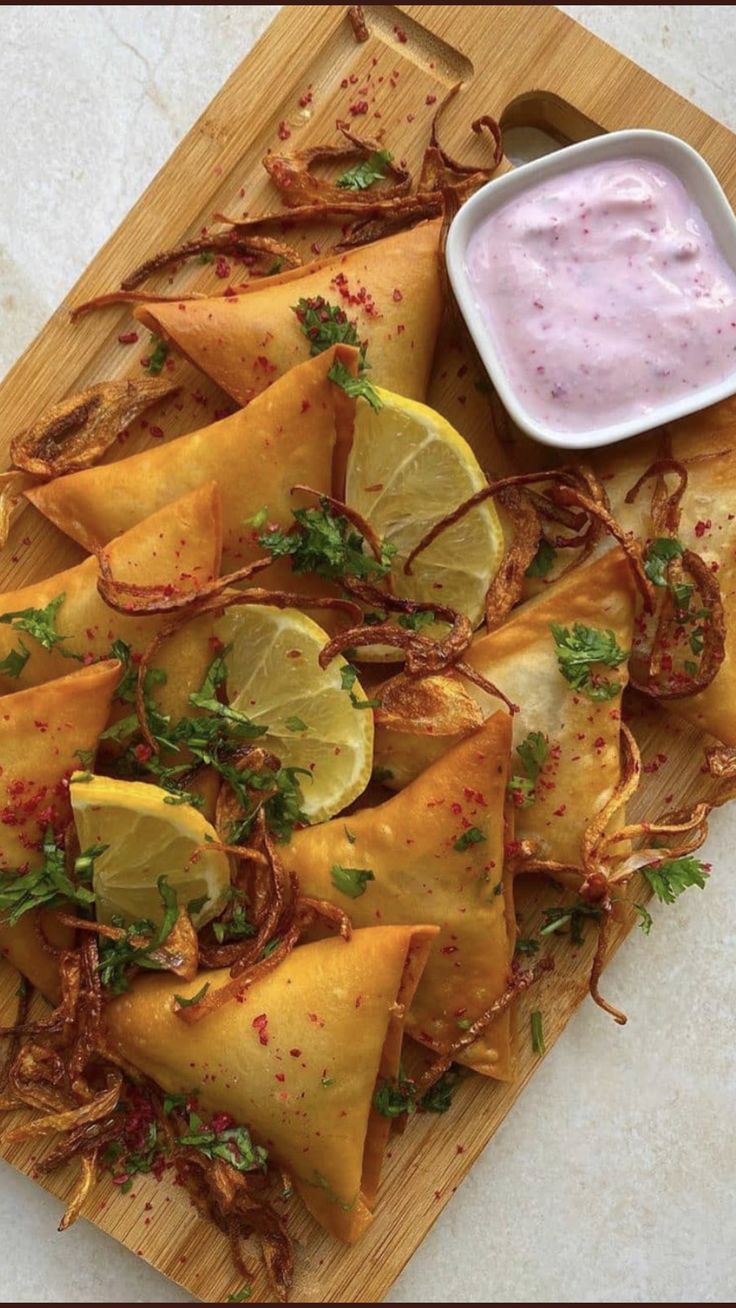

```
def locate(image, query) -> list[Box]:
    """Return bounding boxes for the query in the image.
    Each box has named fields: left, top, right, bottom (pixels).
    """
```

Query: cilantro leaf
left=642, top=855, right=708, bottom=904
left=418, top=1067, right=463, bottom=1114
left=0, top=828, right=107, bottom=925
left=336, top=149, right=393, bottom=191
left=550, top=622, right=628, bottom=700
left=0, top=594, right=79, bottom=660
left=453, top=826, right=486, bottom=853
left=396, top=609, right=436, bottom=632
left=525, top=539, right=557, bottom=578
left=644, top=537, right=684, bottom=588
left=146, top=336, right=169, bottom=375
left=227, top=1291, right=253, bottom=1303
left=174, top=982, right=210, bottom=1009
left=633, top=902, right=653, bottom=934
left=179, top=1114, right=267, bottom=1174
left=540, top=901, right=602, bottom=947
left=517, top=731, right=549, bottom=782
left=330, top=864, right=375, bottom=898
left=260, top=500, right=395, bottom=584
left=97, top=875, right=179, bottom=994
left=507, top=775, right=536, bottom=808
left=0, top=640, right=30, bottom=679
left=285, top=715, right=307, bottom=733
left=292, top=296, right=366, bottom=363
left=328, top=360, right=383, bottom=411
left=514, top=937, right=540, bottom=957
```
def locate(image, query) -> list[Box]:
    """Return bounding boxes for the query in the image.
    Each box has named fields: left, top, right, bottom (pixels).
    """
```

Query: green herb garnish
left=330, top=864, right=375, bottom=898
left=260, top=500, right=395, bottom=584
left=642, top=855, right=708, bottom=904
left=0, top=828, right=107, bottom=925
left=336, top=149, right=393, bottom=191
left=179, top=1113, right=267, bottom=1174
left=525, top=539, right=557, bottom=578
left=530, top=1010, right=545, bottom=1054
left=550, top=622, right=628, bottom=701
left=292, top=296, right=366, bottom=362
left=328, top=360, right=383, bottom=411
left=453, top=826, right=486, bottom=853
left=146, top=336, right=169, bottom=375
left=174, top=982, right=210, bottom=1009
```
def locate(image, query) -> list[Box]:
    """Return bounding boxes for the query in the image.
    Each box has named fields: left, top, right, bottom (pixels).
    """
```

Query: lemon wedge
left=345, top=388, right=504, bottom=626
left=70, top=773, right=231, bottom=929
left=216, top=605, right=373, bottom=824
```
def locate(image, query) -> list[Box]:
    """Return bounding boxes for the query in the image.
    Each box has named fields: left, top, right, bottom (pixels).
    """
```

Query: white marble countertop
left=1, top=5, right=735, bottom=1302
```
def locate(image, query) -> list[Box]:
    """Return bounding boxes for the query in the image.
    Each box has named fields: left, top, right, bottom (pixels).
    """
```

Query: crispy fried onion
left=624, top=458, right=726, bottom=700
left=96, top=550, right=276, bottom=616
left=176, top=793, right=351, bottom=1026
left=174, top=1151, right=293, bottom=1301
left=74, top=86, right=502, bottom=301
left=517, top=723, right=721, bottom=1024
left=413, top=957, right=554, bottom=1099
left=263, top=120, right=412, bottom=209
left=121, top=231, right=302, bottom=292
left=9, top=378, right=178, bottom=478
left=0, top=935, right=125, bottom=1229
left=405, top=466, right=653, bottom=630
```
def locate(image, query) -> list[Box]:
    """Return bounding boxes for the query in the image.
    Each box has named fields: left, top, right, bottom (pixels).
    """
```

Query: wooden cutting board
left=1, top=5, right=733, bottom=1302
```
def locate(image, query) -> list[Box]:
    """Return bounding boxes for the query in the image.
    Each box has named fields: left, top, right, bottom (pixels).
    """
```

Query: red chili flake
left=450, top=801, right=462, bottom=815
left=301, top=399, right=311, bottom=413
left=33, top=720, right=48, bottom=733
left=340, top=78, right=349, bottom=89
left=426, top=93, right=437, bottom=105
left=593, top=736, right=605, bottom=749
left=553, top=803, right=567, bottom=817
left=392, top=288, right=403, bottom=302
left=275, top=1072, right=285, bottom=1083
left=299, top=89, right=313, bottom=108
left=289, top=1048, right=302, bottom=1058
left=211, top=1112, right=234, bottom=1133
left=118, top=330, right=139, bottom=345
left=252, top=1013, right=269, bottom=1046
left=214, top=256, right=231, bottom=278
left=355, top=995, right=362, bottom=1009
left=694, top=519, right=711, bottom=537
left=148, top=425, right=164, bottom=439
left=277, top=121, right=291, bottom=141
left=394, top=25, right=408, bottom=42
left=349, top=101, right=369, bottom=117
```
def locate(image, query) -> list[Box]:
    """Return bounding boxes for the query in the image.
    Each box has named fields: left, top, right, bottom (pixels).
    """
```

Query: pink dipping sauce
left=465, top=157, right=736, bottom=433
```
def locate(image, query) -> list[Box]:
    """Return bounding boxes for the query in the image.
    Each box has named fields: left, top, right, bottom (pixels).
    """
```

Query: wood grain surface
left=0, top=6, right=733, bottom=1301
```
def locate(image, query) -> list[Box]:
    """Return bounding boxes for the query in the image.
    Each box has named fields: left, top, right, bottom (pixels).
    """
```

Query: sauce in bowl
left=464, top=157, right=736, bottom=434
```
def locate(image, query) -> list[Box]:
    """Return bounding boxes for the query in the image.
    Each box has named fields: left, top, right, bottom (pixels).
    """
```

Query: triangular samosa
left=27, top=346, right=357, bottom=575
left=134, top=220, right=442, bottom=405
left=285, top=711, right=516, bottom=1080
left=593, top=399, right=736, bottom=744
left=103, top=925, right=437, bottom=1242
left=0, top=660, right=120, bottom=997
left=0, top=484, right=221, bottom=722
left=374, top=550, right=636, bottom=865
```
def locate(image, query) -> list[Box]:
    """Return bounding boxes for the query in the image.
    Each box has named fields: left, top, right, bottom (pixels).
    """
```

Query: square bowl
left=446, top=128, right=736, bottom=450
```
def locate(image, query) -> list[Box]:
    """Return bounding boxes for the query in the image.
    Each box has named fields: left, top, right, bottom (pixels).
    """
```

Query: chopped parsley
left=514, top=937, right=540, bottom=957
left=396, top=609, right=436, bottom=633
left=179, top=1111, right=267, bottom=1174
left=540, top=901, right=602, bottom=947
left=330, top=864, right=375, bottom=898
left=285, top=715, right=307, bottom=733
left=530, top=1010, right=545, bottom=1054
left=173, top=982, right=210, bottom=1009
left=642, top=855, right=708, bottom=904
left=260, top=499, right=395, bottom=584
left=418, top=1067, right=463, bottom=1114
left=550, top=622, right=628, bottom=701
left=525, top=539, right=557, bottom=579
left=0, top=828, right=107, bottom=925
left=212, top=894, right=254, bottom=944
left=328, top=360, right=383, bottom=411
left=374, top=1066, right=463, bottom=1118
left=371, top=765, right=394, bottom=784
left=508, top=730, right=549, bottom=809
left=97, top=876, right=179, bottom=994
left=453, top=826, right=486, bottom=853
left=227, top=1291, right=253, bottom=1303
left=633, top=902, right=653, bottom=935
left=643, top=537, right=684, bottom=589
left=0, top=594, right=80, bottom=660
left=292, top=296, right=366, bottom=364
left=0, top=640, right=30, bottom=678
left=146, top=336, right=169, bottom=375
left=336, top=149, right=393, bottom=191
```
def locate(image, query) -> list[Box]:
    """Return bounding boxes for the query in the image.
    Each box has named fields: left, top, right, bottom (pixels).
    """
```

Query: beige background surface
left=0, top=6, right=734, bottom=1302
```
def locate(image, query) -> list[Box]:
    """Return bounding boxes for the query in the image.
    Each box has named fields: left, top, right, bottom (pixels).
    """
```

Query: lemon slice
left=345, top=388, right=504, bottom=627
left=70, top=773, right=231, bottom=929
left=216, top=605, right=373, bottom=824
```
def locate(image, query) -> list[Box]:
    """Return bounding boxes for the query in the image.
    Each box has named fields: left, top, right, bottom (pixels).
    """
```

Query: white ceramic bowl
left=446, top=129, right=736, bottom=450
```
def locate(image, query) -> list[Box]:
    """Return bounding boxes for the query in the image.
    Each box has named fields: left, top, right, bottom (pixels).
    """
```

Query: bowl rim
left=446, top=127, right=736, bottom=450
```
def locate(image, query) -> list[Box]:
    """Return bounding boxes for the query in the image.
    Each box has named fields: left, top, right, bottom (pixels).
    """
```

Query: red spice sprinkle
left=275, top=1072, right=285, bottom=1083
left=252, top=1013, right=269, bottom=1046
left=593, top=736, right=605, bottom=749
left=215, top=256, right=231, bottom=278
left=426, top=93, right=437, bottom=105
left=349, top=101, right=369, bottom=117
left=118, top=330, right=139, bottom=345
left=553, top=803, right=567, bottom=817
left=277, top=121, right=291, bottom=140
left=299, top=90, right=313, bottom=108
left=394, top=25, right=408, bottom=42
left=392, top=288, right=403, bottom=302
left=149, top=425, right=164, bottom=439
left=289, top=1048, right=302, bottom=1058
left=134, top=743, right=153, bottom=764
left=694, top=519, right=711, bottom=537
